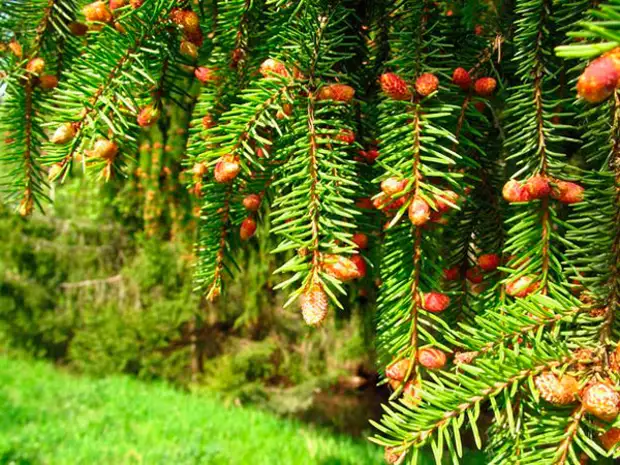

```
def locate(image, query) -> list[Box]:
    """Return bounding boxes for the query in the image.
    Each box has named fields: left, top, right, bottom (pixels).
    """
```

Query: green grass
left=0, top=357, right=382, bottom=465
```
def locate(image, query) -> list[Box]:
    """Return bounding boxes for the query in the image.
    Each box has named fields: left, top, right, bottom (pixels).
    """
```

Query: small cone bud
left=421, top=292, right=450, bottom=313
left=39, top=75, right=59, bottom=90
left=259, top=58, right=289, bottom=78
left=474, top=77, right=497, bottom=96
left=551, top=181, right=584, bottom=204
left=87, top=138, right=118, bottom=161
left=525, top=175, right=551, bottom=199
left=18, top=195, right=33, bottom=217
left=502, top=179, right=532, bottom=203
left=435, top=190, right=459, bottom=212
left=402, top=380, right=422, bottom=408
left=214, top=154, right=240, bottom=183
left=466, top=266, right=484, bottom=284
left=109, top=0, right=127, bottom=10
left=83, top=1, right=113, bottom=22
left=381, top=177, right=407, bottom=196
left=192, top=162, right=208, bottom=179
left=240, top=217, right=257, bottom=241
left=408, top=197, right=430, bottom=226
left=51, top=123, right=76, bottom=144
left=355, top=197, right=374, bottom=210
left=317, top=84, right=355, bottom=102
left=26, top=58, right=45, bottom=75
left=351, top=232, right=368, bottom=249
left=414, top=73, right=439, bottom=97
left=577, top=56, right=620, bottom=104
left=336, top=129, right=355, bottom=144
left=8, top=40, right=22, bottom=58
left=478, top=254, right=500, bottom=272
left=534, top=372, right=579, bottom=405
left=202, top=114, right=215, bottom=129
left=137, top=105, right=160, bottom=127
left=69, top=22, right=88, bottom=36
left=506, top=275, right=538, bottom=297
left=363, top=149, right=379, bottom=163
left=379, top=73, right=412, bottom=100
left=582, top=382, right=620, bottom=422
left=384, top=447, right=406, bottom=465
left=443, top=267, right=460, bottom=281
left=350, top=255, right=367, bottom=278
left=242, top=194, right=261, bottom=212
left=599, top=428, right=620, bottom=451
left=385, top=359, right=410, bottom=382
left=300, top=284, right=328, bottom=326
left=452, top=67, right=472, bottom=90
left=194, top=66, right=217, bottom=84
left=322, top=254, right=362, bottom=282
left=180, top=40, right=198, bottom=59
left=418, top=348, right=447, bottom=370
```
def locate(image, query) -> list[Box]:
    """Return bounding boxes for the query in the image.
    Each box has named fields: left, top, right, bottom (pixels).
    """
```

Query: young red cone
left=414, top=73, right=439, bottom=96
left=351, top=232, right=368, bottom=249
left=418, top=348, right=447, bottom=370
left=259, top=58, right=289, bottom=78
left=240, top=217, right=257, bottom=241
left=443, top=267, right=460, bottom=281
left=600, top=428, right=620, bottom=451
left=242, top=194, right=261, bottom=212
left=385, top=359, right=410, bottom=382
left=506, top=275, right=538, bottom=297
left=435, top=190, right=459, bottom=212
left=336, top=129, right=355, bottom=144
left=322, top=254, right=361, bottom=282
left=26, top=58, right=45, bottom=75
left=551, top=181, right=584, bottom=204
left=478, top=254, right=500, bottom=272
left=194, top=67, right=217, bottom=84
left=466, top=266, right=484, bottom=284
left=39, top=75, right=59, bottom=90
left=137, top=105, right=160, bottom=127
left=577, top=56, right=620, bottom=104
left=214, top=154, right=240, bottom=183
left=381, top=177, right=408, bottom=197
left=502, top=179, right=532, bottom=203
left=525, top=175, right=551, bottom=199
left=421, top=292, right=450, bottom=313
left=317, top=84, right=355, bottom=102
left=350, top=255, right=366, bottom=278
left=408, top=197, right=430, bottom=226
left=474, top=77, right=497, bottom=96
left=452, top=67, right=472, bottom=90
left=379, top=73, right=412, bottom=100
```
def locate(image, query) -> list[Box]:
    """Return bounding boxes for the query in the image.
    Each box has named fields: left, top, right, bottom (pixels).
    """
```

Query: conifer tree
left=2, top=0, right=620, bottom=463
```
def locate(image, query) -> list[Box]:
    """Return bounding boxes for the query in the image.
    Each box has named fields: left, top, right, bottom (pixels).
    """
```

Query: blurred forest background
left=0, top=125, right=383, bottom=437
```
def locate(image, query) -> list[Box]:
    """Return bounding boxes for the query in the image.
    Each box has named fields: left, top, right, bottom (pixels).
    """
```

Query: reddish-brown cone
left=443, top=267, right=460, bottom=281
left=379, top=73, right=412, bottom=100
left=381, top=177, right=408, bottom=197
left=577, top=56, right=620, bottom=104
left=435, top=190, right=459, bottom=212
left=551, top=181, right=584, bottom=204
left=385, top=359, right=410, bottom=382
left=502, top=179, right=532, bottom=203
left=478, top=254, right=500, bottom=272
left=259, top=58, right=289, bottom=78
left=418, top=348, right=447, bottom=370
left=408, top=197, right=430, bottom=226
left=582, top=382, right=620, bottom=422
left=322, top=254, right=362, bottom=282
left=336, top=129, right=355, bottom=144
left=534, top=372, right=579, bottom=405
left=109, top=0, right=127, bottom=10
left=600, top=428, right=620, bottom=451
left=474, top=77, right=497, bottom=96
left=421, top=292, right=450, bottom=313
left=214, top=154, right=240, bottom=183
left=317, top=84, right=355, bottom=102
left=350, top=255, right=367, bottom=278
left=525, top=175, right=551, bottom=199
left=466, top=266, right=484, bottom=284
left=194, top=67, right=217, bottom=84
left=300, top=284, right=329, bottom=326
left=26, top=58, right=45, bottom=75
left=452, top=67, right=472, bottom=90
left=363, top=149, right=379, bottom=163
left=243, top=194, right=261, bottom=212
left=39, top=75, right=59, bottom=90
left=415, top=73, right=439, bottom=97
left=351, top=232, right=369, bottom=249
left=83, top=1, right=113, bottom=22
left=137, top=105, right=160, bottom=128
left=240, top=217, right=257, bottom=241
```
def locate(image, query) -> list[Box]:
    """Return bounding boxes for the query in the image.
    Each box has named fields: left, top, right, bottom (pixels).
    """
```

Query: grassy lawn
left=0, top=357, right=382, bottom=465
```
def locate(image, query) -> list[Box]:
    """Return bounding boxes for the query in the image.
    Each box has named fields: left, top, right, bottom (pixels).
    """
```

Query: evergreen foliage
left=2, top=0, right=620, bottom=463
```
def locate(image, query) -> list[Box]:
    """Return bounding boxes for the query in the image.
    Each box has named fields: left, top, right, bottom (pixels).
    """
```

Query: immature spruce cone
left=300, top=284, right=328, bottom=327
left=582, top=382, right=620, bottom=422
left=534, top=372, right=579, bottom=405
